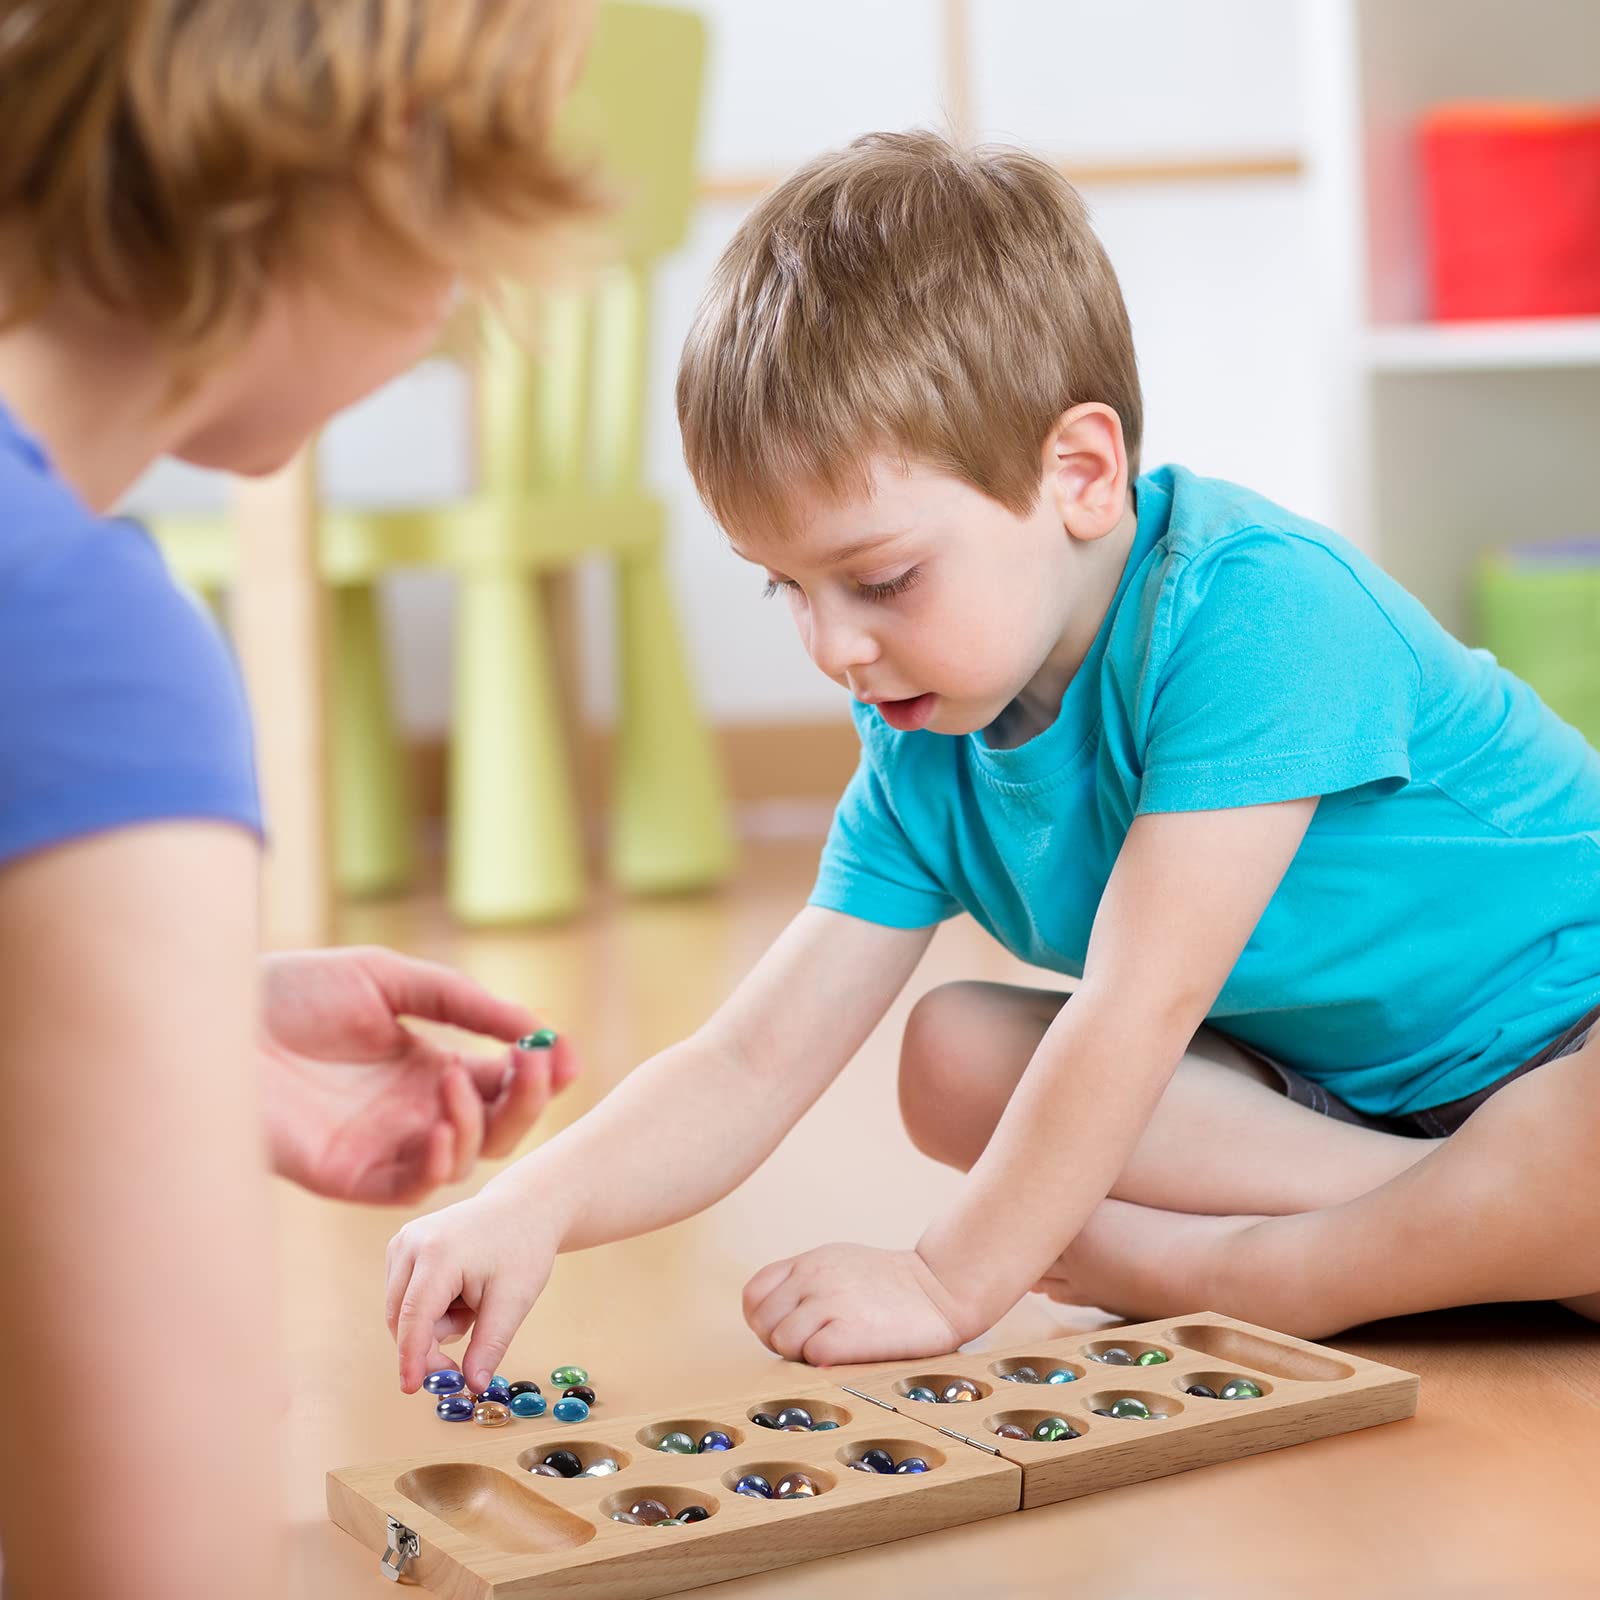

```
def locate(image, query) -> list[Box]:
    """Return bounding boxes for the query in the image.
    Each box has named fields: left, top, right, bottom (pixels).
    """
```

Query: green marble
left=518, top=1028, right=559, bottom=1050
left=1221, top=1379, right=1262, bottom=1400
left=658, top=1431, right=697, bottom=1454
left=550, top=1365, right=588, bottom=1388
left=1136, top=1350, right=1170, bottom=1366
left=905, top=1386, right=938, bottom=1404
left=1109, top=1397, right=1152, bottom=1419
left=1032, top=1417, right=1075, bottom=1441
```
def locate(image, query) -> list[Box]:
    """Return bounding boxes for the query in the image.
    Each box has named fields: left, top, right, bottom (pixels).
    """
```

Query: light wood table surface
left=281, top=839, right=1600, bottom=1600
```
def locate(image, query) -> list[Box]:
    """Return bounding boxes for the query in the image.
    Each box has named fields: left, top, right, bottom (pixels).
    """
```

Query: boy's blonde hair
left=677, top=130, right=1142, bottom=536
left=0, top=0, right=598, bottom=369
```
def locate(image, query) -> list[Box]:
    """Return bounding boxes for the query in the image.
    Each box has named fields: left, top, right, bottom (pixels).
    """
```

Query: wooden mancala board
left=327, top=1312, right=1418, bottom=1596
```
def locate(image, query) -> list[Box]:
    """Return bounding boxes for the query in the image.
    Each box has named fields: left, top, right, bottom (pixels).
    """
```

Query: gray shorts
left=1243, top=1001, right=1600, bottom=1138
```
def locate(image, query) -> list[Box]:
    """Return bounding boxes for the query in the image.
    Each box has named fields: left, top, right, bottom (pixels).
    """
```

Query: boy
left=387, top=131, right=1600, bottom=1390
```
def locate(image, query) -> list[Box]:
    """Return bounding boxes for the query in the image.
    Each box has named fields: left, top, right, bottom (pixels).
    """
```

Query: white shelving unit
left=1304, top=0, right=1600, bottom=638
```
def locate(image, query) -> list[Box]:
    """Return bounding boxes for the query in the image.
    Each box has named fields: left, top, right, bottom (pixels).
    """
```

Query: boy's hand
left=261, top=945, right=578, bottom=1206
left=386, top=1188, right=561, bottom=1393
left=743, top=1244, right=969, bottom=1366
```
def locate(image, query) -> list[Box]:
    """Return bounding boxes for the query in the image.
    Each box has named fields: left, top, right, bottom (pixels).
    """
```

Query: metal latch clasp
left=381, top=1516, right=420, bottom=1582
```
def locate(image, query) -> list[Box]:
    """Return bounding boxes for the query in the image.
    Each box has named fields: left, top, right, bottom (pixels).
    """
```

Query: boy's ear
left=1043, top=403, right=1129, bottom=541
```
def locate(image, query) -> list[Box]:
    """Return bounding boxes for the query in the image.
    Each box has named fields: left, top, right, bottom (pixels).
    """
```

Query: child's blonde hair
left=677, top=130, right=1142, bottom=536
left=0, top=0, right=598, bottom=370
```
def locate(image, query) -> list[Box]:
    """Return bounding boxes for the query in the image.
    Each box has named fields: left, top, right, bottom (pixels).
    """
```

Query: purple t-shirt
left=0, top=398, right=262, bottom=866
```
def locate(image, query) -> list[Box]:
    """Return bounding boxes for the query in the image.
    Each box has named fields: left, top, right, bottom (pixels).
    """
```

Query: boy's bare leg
left=899, top=980, right=1434, bottom=1218
left=1037, top=1035, right=1600, bottom=1335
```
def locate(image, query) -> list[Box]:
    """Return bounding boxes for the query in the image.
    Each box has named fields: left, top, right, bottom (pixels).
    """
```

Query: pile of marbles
left=997, top=1365, right=1077, bottom=1386
left=611, top=1498, right=712, bottom=1528
left=652, top=1428, right=736, bottom=1455
left=527, top=1449, right=620, bottom=1480
left=1185, top=1378, right=1261, bottom=1400
left=1087, top=1346, right=1169, bottom=1367
left=424, top=1364, right=596, bottom=1426
left=733, top=1470, right=824, bottom=1500
left=903, top=1379, right=983, bottom=1404
left=750, top=1405, right=840, bottom=1434
left=845, top=1449, right=929, bottom=1475
left=994, top=1416, right=1078, bottom=1442
left=1089, top=1396, right=1168, bottom=1420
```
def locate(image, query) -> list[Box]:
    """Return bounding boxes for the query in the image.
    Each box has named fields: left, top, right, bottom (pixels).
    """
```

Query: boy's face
left=732, top=457, right=1094, bottom=738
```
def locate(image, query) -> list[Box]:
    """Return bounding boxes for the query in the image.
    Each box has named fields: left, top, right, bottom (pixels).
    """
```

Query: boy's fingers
left=800, top=1317, right=849, bottom=1368
left=741, top=1259, right=793, bottom=1323
left=363, top=948, right=538, bottom=1042
left=767, top=1302, right=826, bottom=1363
left=481, top=1050, right=552, bottom=1159
left=461, top=1283, right=531, bottom=1394
left=397, top=1262, right=462, bottom=1392
left=745, top=1275, right=804, bottom=1348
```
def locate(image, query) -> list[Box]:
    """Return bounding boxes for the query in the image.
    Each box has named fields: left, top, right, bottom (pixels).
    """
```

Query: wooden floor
left=286, top=838, right=1600, bottom=1599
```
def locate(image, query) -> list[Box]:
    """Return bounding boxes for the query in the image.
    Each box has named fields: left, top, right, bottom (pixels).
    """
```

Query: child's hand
left=386, top=1188, right=561, bottom=1393
left=743, top=1244, right=968, bottom=1366
left=261, top=945, right=579, bottom=1206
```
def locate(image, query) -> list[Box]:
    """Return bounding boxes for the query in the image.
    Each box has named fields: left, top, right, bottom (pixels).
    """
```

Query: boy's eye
left=857, top=566, right=923, bottom=602
left=762, top=576, right=800, bottom=599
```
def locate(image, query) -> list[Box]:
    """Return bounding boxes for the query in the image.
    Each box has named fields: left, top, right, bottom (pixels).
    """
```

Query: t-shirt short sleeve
left=1137, top=529, right=1421, bottom=815
left=0, top=518, right=263, bottom=868
left=809, top=743, right=960, bottom=929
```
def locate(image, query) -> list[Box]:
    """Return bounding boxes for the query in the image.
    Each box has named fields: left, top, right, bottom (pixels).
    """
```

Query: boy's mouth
left=875, top=692, right=938, bottom=732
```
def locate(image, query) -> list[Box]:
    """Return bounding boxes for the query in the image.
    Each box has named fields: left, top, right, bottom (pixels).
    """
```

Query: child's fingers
left=767, top=1300, right=829, bottom=1363
left=480, top=1048, right=552, bottom=1160
left=439, top=1065, right=485, bottom=1185
left=395, top=1258, right=465, bottom=1393
left=460, top=1281, right=535, bottom=1394
left=745, top=1275, right=804, bottom=1350
left=741, top=1258, right=794, bottom=1325
left=799, top=1318, right=851, bottom=1368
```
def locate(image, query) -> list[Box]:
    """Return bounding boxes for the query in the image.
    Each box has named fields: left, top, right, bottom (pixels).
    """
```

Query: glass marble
left=1221, top=1379, right=1262, bottom=1400
left=698, top=1431, right=734, bottom=1452
left=507, top=1381, right=541, bottom=1399
left=894, top=1458, right=929, bottom=1474
left=481, top=1383, right=511, bottom=1405
left=1046, top=1369, right=1076, bottom=1384
left=1032, top=1417, right=1075, bottom=1441
left=752, top=1411, right=779, bottom=1429
left=905, top=1386, right=938, bottom=1404
left=543, top=1450, right=583, bottom=1479
left=423, top=1370, right=465, bottom=1396
left=472, top=1401, right=511, bottom=1427
left=526, top=1463, right=563, bottom=1477
left=775, top=1473, right=819, bottom=1498
left=550, top=1365, right=588, bottom=1388
left=1006, top=1365, right=1039, bottom=1383
left=1093, top=1347, right=1134, bottom=1365
left=612, top=1511, right=647, bottom=1525
left=658, top=1432, right=696, bottom=1454
left=859, top=1448, right=895, bottom=1474
left=941, top=1380, right=980, bottom=1404
left=553, top=1397, right=589, bottom=1423
left=1186, top=1384, right=1219, bottom=1399
left=848, top=1460, right=877, bottom=1473
left=657, top=1518, right=683, bottom=1527
left=1109, top=1398, right=1152, bottom=1420
left=582, top=1458, right=620, bottom=1476
left=812, top=1420, right=839, bottom=1431
left=780, top=1424, right=809, bottom=1433
left=995, top=1422, right=1030, bottom=1441
left=629, top=1499, right=670, bottom=1526
left=776, top=1407, right=813, bottom=1429
left=563, top=1384, right=597, bottom=1406
left=680, top=1505, right=711, bottom=1523
left=1092, top=1408, right=1114, bottom=1416
left=1136, top=1350, right=1170, bottom=1366
left=510, top=1391, right=547, bottom=1418
left=435, top=1395, right=474, bottom=1421
left=518, top=1029, right=559, bottom=1050
left=734, top=1474, right=773, bottom=1499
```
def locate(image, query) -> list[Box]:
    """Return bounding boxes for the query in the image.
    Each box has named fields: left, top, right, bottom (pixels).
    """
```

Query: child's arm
left=745, top=797, right=1319, bottom=1363
left=387, top=906, right=936, bottom=1391
left=0, top=824, right=283, bottom=1600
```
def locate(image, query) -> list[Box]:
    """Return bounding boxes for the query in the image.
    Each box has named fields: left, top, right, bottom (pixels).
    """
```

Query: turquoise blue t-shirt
left=810, top=464, right=1600, bottom=1116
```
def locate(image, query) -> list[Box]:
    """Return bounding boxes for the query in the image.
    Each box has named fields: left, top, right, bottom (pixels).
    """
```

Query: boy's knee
left=898, top=982, right=988, bottom=1158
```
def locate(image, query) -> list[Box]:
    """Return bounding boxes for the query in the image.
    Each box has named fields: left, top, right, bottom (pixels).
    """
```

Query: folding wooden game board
left=328, top=1311, right=1419, bottom=1596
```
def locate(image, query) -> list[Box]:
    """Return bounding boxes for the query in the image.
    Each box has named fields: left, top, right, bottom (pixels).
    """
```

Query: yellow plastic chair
left=154, top=2, right=734, bottom=923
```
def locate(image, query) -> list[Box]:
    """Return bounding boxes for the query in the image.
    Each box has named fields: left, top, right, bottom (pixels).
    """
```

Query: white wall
left=126, top=0, right=1328, bottom=736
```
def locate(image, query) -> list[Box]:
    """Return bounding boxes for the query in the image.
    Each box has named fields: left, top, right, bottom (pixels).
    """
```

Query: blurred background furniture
left=153, top=1, right=734, bottom=932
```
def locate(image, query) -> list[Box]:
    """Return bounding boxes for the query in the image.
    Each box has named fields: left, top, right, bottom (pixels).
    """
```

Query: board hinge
left=381, top=1515, right=419, bottom=1582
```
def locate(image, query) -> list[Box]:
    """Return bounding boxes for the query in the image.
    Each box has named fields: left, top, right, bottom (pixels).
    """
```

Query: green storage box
left=1476, top=541, right=1600, bottom=749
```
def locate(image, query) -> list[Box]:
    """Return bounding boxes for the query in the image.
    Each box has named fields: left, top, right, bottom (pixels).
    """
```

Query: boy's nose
left=807, top=609, right=878, bottom=680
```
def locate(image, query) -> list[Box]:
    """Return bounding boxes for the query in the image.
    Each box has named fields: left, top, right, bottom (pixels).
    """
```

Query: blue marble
left=510, top=1390, right=547, bottom=1418
left=481, top=1383, right=511, bottom=1405
left=734, top=1474, right=772, bottom=1498
left=893, top=1458, right=930, bottom=1474
left=859, top=1448, right=895, bottom=1474
left=553, top=1396, right=590, bottom=1424
left=435, top=1394, right=474, bottom=1421
left=905, top=1386, right=938, bottom=1404
left=1046, top=1369, right=1076, bottom=1384
left=776, top=1406, right=813, bottom=1429
left=424, top=1369, right=466, bottom=1396
left=698, top=1431, right=734, bottom=1452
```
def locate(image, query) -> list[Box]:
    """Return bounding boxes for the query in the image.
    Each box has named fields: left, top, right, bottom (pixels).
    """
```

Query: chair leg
left=329, top=583, right=417, bottom=898
left=610, top=543, right=736, bottom=894
left=449, top=570, right=586, bottom=923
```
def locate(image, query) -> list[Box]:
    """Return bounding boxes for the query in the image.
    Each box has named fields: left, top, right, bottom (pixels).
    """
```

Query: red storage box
left=1420, top=102, right=1600, bottom=321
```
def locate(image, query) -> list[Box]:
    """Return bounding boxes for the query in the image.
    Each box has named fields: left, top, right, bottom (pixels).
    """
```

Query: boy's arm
left=744, top=797, right=1317, bottom=1365
left=389, top=905, right=935, bottom=1389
